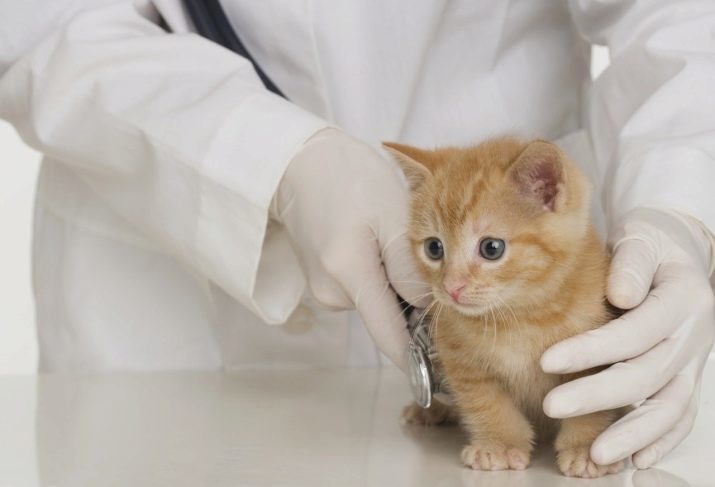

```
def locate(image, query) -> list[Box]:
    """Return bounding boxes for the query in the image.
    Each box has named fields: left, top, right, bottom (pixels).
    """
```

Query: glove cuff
left=612, top=208, right=714, bottom=278
left=666, top=210, right=715, bottom=278
left=693, top=219, right=715, bottom=278
left=270, top=126, right=341, bottom=223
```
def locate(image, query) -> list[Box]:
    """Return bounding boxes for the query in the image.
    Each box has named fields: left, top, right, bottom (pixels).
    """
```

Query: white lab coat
left=0, top=0, right=713, bottom=371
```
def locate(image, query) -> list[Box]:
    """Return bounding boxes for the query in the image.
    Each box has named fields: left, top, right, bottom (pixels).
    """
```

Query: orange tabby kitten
left=384, top=138, right=626, bottom=478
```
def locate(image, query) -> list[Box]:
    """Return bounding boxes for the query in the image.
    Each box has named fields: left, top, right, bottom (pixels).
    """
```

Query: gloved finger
left=354, top=264, right=411, bottom=371
left=381, top=230, right=432, bottom=308
left=608, top=237, right=660, bottom=309
left=543, top=337, right=682, bottom=418
left=631, top=396, right=698, bottom=470
left=304, top=263, right=355, bottom=311
left=589, top=373, right=694, bottom=465
left=377, top=191, right=432, bottom=309
left=541, top=278, right=685, bottom=374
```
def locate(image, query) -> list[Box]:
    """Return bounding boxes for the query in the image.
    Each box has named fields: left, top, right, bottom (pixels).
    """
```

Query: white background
left=0, top=48, right=612, bottom=375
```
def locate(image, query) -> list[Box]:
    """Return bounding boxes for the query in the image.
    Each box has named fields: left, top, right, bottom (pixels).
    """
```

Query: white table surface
left=0, top=362, right=713, bottom=487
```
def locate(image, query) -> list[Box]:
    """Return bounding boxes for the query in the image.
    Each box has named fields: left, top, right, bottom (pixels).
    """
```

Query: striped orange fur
left=385, top=137, right=626, bottom=478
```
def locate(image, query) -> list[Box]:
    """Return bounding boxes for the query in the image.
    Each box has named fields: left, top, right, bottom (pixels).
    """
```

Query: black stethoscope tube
left=183, top=0, right=286, bottom=98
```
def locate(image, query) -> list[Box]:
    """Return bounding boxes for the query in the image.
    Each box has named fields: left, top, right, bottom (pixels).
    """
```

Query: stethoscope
left=182, top=0, right=445, bottom=408
left=182, top=0, right=284, bottom=97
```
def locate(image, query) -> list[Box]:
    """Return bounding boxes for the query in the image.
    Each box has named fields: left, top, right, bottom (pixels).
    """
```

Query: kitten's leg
left=401, top=399, right=458, bottom=426
left=555, top=410, right=625, bottom=478
left=453, top=378, right=535, bottom=471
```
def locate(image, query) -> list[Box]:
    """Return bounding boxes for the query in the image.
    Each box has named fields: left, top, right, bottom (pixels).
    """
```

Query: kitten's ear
left=382, top=142, right=433, bottom=190
left=509, top=140, right=565, bottom=212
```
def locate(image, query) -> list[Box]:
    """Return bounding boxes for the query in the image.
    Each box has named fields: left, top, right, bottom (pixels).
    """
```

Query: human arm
left=0, top=1, right=428, bottom=363
left=542, top=0, right=715, bottom=468
left=0, top=0, right=327, bottom=323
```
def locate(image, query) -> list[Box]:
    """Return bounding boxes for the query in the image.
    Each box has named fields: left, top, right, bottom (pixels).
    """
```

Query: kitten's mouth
left=434, top=289, right=496, bottom=316
left=439, top=296, right=492, bottom=317
left=452, top=302, right=489, bottom=316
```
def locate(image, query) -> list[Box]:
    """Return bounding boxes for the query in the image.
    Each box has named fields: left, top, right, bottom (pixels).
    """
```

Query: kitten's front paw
left=461, top=441, right=530, bottom=471
left=401, top=401, right=456, bottom=426
left=557, top=446, right=624, bottom=478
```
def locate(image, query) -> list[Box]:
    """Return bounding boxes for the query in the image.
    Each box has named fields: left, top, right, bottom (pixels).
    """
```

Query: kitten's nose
left=447, top=285, right=465, bottom=303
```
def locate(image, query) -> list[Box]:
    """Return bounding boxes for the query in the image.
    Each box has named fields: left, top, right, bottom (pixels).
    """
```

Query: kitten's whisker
left=429, top=303, right=445, bottom=360
left=497, top=296, right=522, bottom=337
left=416, top=299, right=439, bottom=330
left=491, top=305, right=498, bottom=353
left=428, top=301, right=444, bottom=339
left=395, top=291, right=435, bottom=307
left=494, top=300, right=512, bottom=348
left=481, top=309, right=489, bottom=341
left=388, top=280, right=432, bottom=285
left=482, top=304, right=497, bottom=350
left=392, top=290, right=434, bottom=309
left=419, top=299, right=441, bottom=341
left=494, top=297, right=511, bottom=348
left=384, top=294, right=436, bottom=328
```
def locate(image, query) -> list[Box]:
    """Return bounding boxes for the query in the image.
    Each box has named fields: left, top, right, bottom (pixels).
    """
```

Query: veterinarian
left=0, top=0, right=713, bottom=470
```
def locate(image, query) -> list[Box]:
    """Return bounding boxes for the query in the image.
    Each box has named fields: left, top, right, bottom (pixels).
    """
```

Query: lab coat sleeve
left=0, top=1, right=328, bottom=323
left=568, top=0, right=715, bottom=258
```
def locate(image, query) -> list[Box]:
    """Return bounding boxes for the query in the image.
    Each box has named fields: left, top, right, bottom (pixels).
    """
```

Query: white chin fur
left=449, top=302, right=491, bottom=317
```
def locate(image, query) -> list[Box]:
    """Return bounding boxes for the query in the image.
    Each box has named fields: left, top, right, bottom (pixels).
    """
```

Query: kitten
left=384, top=137, right=626, bottom=478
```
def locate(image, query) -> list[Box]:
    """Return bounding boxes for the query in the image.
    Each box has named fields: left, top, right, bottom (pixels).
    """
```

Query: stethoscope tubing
left=182, top=0, right=286, bottom=98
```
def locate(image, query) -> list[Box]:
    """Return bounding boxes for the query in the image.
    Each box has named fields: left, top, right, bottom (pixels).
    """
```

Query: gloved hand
left=272, top=128, right=430, bottom=369
left=541, top=208, right=714, bottom=469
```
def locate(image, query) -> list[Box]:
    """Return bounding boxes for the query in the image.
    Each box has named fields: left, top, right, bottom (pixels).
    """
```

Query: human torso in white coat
left=13, top=0, right=711, bottom=371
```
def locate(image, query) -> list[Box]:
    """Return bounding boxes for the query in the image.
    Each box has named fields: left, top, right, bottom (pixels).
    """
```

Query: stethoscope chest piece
left=407, top=336, right=434, bottom=408
left=406, top=309, right=444, bottom=409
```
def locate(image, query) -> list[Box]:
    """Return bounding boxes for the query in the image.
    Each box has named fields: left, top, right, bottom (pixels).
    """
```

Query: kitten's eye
left=479, top=238, right=506, bottom=260
left=423, top=238, right=444, bottom=260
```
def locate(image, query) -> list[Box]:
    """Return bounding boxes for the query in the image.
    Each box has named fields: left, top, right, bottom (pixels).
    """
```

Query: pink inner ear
left=528, top=159, right=560, bottom=210
left=512, top=157, right=562, bottom=211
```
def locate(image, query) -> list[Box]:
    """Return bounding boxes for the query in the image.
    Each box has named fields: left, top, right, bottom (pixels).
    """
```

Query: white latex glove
left=272, top=128, right=430, bottom=369
left=541, top=208, right=714, bottom=469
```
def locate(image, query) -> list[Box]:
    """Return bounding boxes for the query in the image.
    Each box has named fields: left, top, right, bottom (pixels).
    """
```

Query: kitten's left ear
left=382, top=142, right=434, bottom=190
left=509, top=140, right=565, bottom=212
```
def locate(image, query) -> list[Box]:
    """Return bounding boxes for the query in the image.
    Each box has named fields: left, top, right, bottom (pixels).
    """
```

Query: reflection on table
left=0, top=363, right=712, bottom=486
